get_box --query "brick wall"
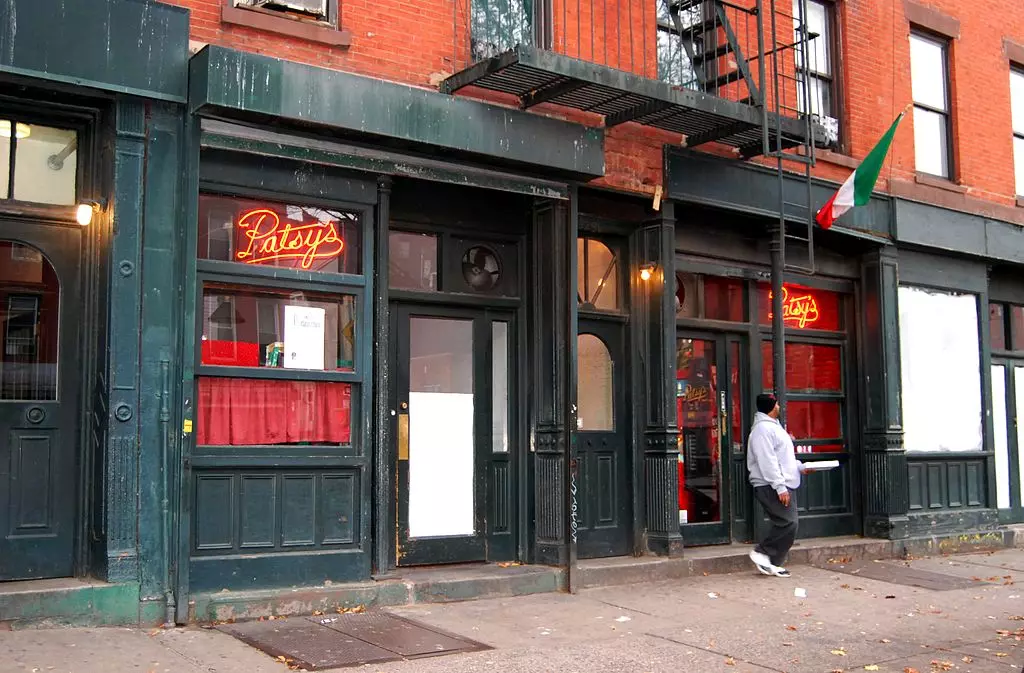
[164,0,1024,221]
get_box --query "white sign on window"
[899,286,982,452]
[283,305,326,370]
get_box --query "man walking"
[747,394,805,578]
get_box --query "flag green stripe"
[852,112,905,207]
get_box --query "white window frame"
[234,0,331,23]
[793,0,835,122]
[910,31,953,179]
[1011,66,1024,197]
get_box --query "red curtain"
[197,378,351,446]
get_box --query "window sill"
[914,172,967,194]
[222,5,351,48]
[795,146,858,169]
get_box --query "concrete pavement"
[6,548,1024,673]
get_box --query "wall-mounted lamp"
[0,121,31,139]
[639,262,657,282]
[76,199,105,226]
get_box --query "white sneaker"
[771,566,791,578]
[749,550,773,576]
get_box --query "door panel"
[394,305,516,565]
[576,321,630,558]
[676,334,733,545]
[0,224,81,581]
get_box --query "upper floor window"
[910,31,953,178]
[656,0,700,88]
[793,0,836,127]
[471,0,534,62]
[1012,67,1024,197]
[234,0,330,22]
[0,121,78,207]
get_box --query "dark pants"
[753,485,799,567]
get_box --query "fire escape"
[441,0,833,420]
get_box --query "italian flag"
[815,111,906,229]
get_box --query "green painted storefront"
[0,0,1021,628]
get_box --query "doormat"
[217,612,490,670]
[815,559,996,591]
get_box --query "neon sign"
[235,208,344,270]
[680,384,710,404]
[768,286,821,329]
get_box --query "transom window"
[577,238,621,312]
[910,31,953,178]
[1011,67,1024,197]
[990,301,1024,353]
[0,121,78,206]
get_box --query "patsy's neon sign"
[768,286,821,328]
[235,209,344,270]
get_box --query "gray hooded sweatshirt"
[747,412,803,495]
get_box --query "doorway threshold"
[0,577,140,627]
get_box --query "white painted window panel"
[993,365,1011,509]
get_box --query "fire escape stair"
[439,45,827,159]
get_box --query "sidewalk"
[5,548,1024,673]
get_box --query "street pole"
[771,160,787,422]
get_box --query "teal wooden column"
[860,246,910,539]
[531,197,574,566]
[632,203,683,556]
[105,98,146,582]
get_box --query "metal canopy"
[441,45,826,158]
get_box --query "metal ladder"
[760,0,819,275]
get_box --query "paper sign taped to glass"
[283,305,326,370]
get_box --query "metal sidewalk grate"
[218,612,491,670]
[816,560,998,592]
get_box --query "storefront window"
[200,285,356,371]
[761,342,842,392]
[762,341,845,453]
[197,379,351,446]
[198,194,362,275]
[758,283,842,331]
[195,193,364,448]
[0,122,78,206]
[899,286,982,452]
[676,272,745,322]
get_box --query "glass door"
[676,332,744,545]
[393,304,515,565]
[992,359,1024,522]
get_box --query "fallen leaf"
[782,642,794,646]
[961,656,973,663]
[840,583,851,589]
[996,652,1009,657]
[312,610,324,616]
[865,666,880,671]
[785,625,798,631]
[930,661,953,671]
[1009,615,1024,620]
[904,668,920,673]
[880,639,892,643]
[831,649,847,656]
[725,658,736,666]
[885,595,897,599]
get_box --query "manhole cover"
[818,560,994,591]
[218,612,490,670]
